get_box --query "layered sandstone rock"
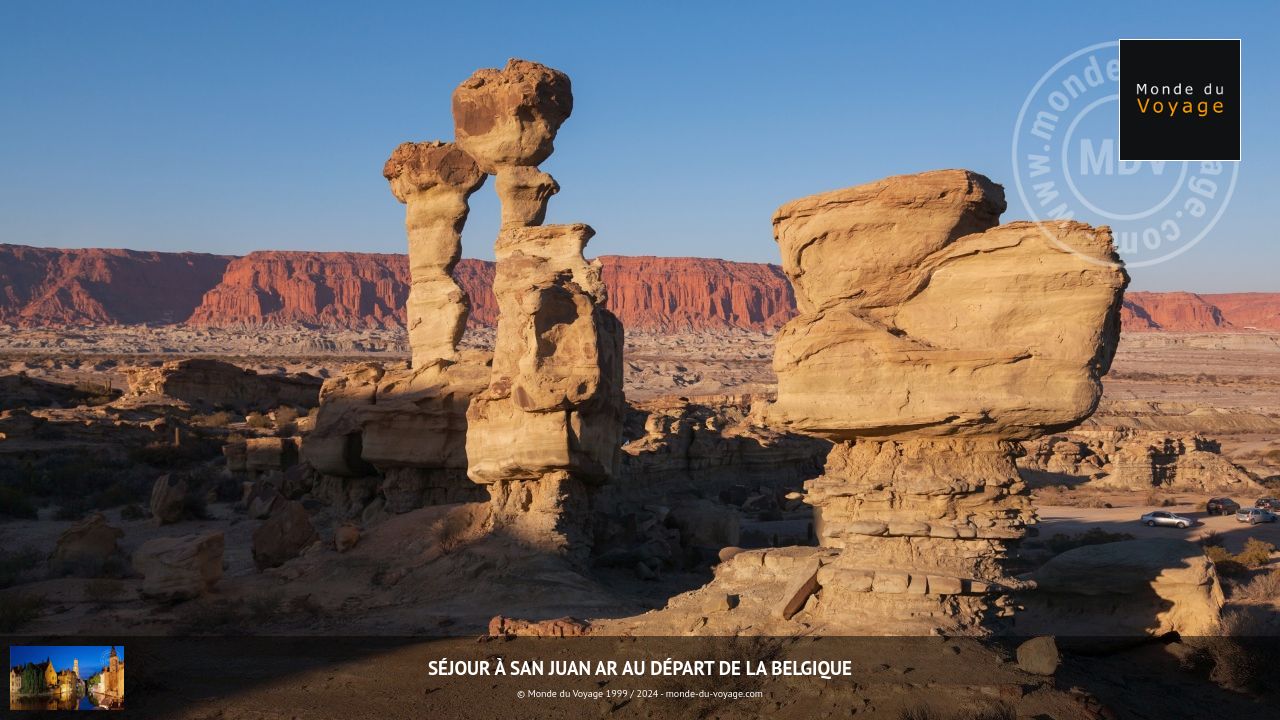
[125,359,321,412]
[301,356,491,513]
[761,170,1128,634]
[767,171,1126,440]
[456,59,624,559]
[383,141,486,366]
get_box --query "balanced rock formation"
[457,59,624,559]
[763,169,1128,634]
[383,141,486,366]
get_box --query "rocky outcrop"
[132,532,224,602]
[0,244,230,326]
[301,357,491,512]
[457,59,624,560]
[762,170,1127,634]
[384,141,486,366]
[125,359,322,411]
[1019,538,1224,637]
[1020,430,1262,491]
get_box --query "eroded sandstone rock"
[383,141,486,366]
[455,60,624,559]
[452,58,572,175]
[768,172,1126,440]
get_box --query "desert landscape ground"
[3,55,1278,720]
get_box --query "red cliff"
[4,243,1278,334]
[0,244,230,326]
[183,253,793,332]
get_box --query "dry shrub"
[1232,568,1280,603]
[1201,608,1280,692]
[1236,538,1275,568]
[1206,545,1247,577]
[0,594,43,632]
[196,411,234,428]
[245,411,271,429]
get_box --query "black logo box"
[1119,39,1241,161]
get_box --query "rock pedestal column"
[765,169,1128,633]
[383,141,486,368]
[454,59,624,559]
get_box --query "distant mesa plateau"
[1,243,1273,332]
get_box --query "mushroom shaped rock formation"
[383,141,486,367]
[763,169,1128,634]
[456,60,624,559]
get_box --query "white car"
[1236,507,1278,525]
[1140,511,1195,528]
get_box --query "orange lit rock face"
[0,244,230,326]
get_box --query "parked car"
[1236,507,1278,525]
[1206,497,1241,515]
[1140,511,1196,528]
[1255,497,1280,511]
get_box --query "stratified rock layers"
[768,169,1128,634]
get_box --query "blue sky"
[0,1,1274,291]
[10,645,123,678]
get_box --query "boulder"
[244,436,299,475]
[149,473,189,525]
[252,501,318,570]
[452,58,573,174]
[133,532,224,602]
[335,523,360,553]
[1021,538,1224,637]
[765,170,1127,441]
[49,513,123,576]
[1016,636,1060,675]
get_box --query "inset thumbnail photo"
[9,645,124,711]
